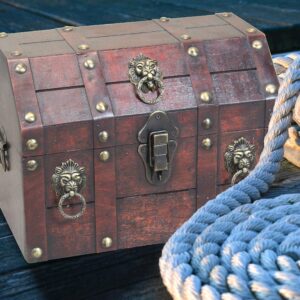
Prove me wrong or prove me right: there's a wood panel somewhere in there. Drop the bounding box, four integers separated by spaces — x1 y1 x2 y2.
94 148 117 252
197 134 218 208
44 150 94 208
117 189 196 248
218 128 265 185
116 137 197 198
47 203 96 260
30 54 83 90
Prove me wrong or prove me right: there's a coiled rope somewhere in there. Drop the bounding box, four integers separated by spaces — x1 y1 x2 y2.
160 54 300 300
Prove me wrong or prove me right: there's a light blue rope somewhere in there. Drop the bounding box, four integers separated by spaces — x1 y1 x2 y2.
160 54 300 300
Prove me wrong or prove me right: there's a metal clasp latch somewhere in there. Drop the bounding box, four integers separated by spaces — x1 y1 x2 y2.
0 127 9 172
138 111 178 185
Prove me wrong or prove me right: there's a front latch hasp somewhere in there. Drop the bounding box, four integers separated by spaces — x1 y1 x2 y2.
138 111 179 185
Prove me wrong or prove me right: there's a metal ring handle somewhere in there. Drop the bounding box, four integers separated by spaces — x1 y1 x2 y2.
231 168 250 185
137 76 164 104
58 192 86 220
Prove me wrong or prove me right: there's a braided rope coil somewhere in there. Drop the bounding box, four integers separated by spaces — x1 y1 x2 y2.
160 54 300 300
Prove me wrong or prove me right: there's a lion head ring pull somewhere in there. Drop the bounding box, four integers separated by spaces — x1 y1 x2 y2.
52 159 87 220
128 54 164 104
224 137 256 185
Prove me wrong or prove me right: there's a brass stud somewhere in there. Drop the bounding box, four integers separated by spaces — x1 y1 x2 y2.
99 151 110 162
31 247 43 258
222 12 231 17
62 26 73 32
78 44 89 50
102 237 113 248
160 16 170 22
180 34 191 40
247 27 257 33
187 47 199 57
0 32 8 38
252 40 263 49
96 101 108 113
26 160 38 171
11 50 22 57
200 91 212 103
25 112 36 123
202 138 212 150
15 63 27 74
26 139 38 151
265 84 277 94
83 59 95 70
202 118 212 129
98 131 109 143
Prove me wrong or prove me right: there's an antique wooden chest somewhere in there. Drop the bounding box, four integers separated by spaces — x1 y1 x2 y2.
0 13 278 263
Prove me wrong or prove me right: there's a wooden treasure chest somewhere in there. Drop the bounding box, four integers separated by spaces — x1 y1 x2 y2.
0 13 278 263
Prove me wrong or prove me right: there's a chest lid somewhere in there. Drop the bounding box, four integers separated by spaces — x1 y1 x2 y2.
0 13 277 156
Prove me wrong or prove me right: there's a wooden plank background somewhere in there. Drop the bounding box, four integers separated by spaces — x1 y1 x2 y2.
0 1 300 299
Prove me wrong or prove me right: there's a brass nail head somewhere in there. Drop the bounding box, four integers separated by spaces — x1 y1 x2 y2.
200 91 212 103
180 34 191 40
15 63 27 74
26 160 38 171
62 26 73 32
102 237 113 248
31 247 43 258
99 151 110 162
222 12 231 17
0 32 8 38
26 139 38 151
247 27 257 33
202 118 212 129
96 101 108 113
98 131 109 143
188 46 199 57
202 138 212 150
78 44 89 50
252 40 263 49
11 50 22 57
160 16 170 22
265 84 277 94
84 59 95 70
25 112 36 123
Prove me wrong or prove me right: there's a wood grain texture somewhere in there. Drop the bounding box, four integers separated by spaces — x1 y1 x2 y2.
117 189 196 248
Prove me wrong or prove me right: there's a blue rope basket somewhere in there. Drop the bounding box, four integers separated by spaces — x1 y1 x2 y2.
160 54 300 300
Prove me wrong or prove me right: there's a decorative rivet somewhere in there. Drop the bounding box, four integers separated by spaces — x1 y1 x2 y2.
96 101 108 113
102 237 113 248
180 34 191 40
202 138 212 150
31 247 43 258
26 160 38 171
78 44 89 50
222 12 231 17
265 84 277 94
99 151 110 162
200 91 212 103
62 26 73 32
98 131 109 143
15 63 27 74
188 47 199 57
11 50 22 57
84 59 95 70
202 118 212 129
25 112 36 123
252 40 263 49
160 16 170 22
26 139 38 151
247 27 257 33
0 32 8 38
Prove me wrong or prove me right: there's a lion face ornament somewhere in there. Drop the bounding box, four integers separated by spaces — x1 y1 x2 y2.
224 137 256 185
128 54 164 104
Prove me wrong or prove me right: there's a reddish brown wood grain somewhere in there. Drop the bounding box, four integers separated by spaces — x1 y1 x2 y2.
47 203 96 260
117 189 196 248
